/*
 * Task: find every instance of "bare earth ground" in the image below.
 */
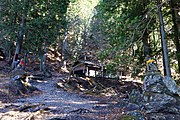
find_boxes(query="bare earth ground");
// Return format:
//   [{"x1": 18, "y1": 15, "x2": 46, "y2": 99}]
[
  {"x1": 0, "y1": 70, "x2": 126, "y2": 120},
  {"x1": 1, "y1": 61, "x2": 179, "y2": 120}
]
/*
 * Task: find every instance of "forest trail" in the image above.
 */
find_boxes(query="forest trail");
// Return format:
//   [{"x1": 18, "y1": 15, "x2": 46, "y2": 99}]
[{"x1": 0, "y1": 73, "x2": 120, "y2": 120}]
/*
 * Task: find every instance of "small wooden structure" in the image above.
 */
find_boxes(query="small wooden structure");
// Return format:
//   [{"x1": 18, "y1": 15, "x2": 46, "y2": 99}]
[
  {"x1": 71, "y1": 60, "x2": 128, "y2": 79},
  {"x1": 71, "y1": 60, "x2": 104, "y2": 77}
]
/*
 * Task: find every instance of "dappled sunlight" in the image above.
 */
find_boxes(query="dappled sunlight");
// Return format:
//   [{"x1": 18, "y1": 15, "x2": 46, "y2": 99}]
[
  {"x1": 0, "y1": 0, "x2": 179, "y2": 119},
  {"x1": 47, "y1": 51, "x2": 62, "y2": 62},
  {"x1": 68, "y1": 100, "x2": 98, "y2": 105},
  {"x1": 67, "y1": 0, "x2": 99, "y2": 22},
  {"x1": 61, "y1": 66, "x2": 69, "y2": 73},
  {"x1": 30, "y1": 95, "x2": 99, "y2": 107},
  {"x1": 36, "y1": 80, "x2": 48, "y2": 83},
  {"x1": 0, "y1": 111, "x2": 31, "y2": 120}
]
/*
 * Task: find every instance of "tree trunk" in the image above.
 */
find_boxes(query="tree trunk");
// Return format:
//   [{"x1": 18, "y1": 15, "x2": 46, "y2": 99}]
[
  {"x1": 62, "y1": 31, "x2": 68, "y2": 69},
  {"x1": 11, "y1": 15, "x2": 25, "y2": 69},
  {"x1": 142, "y1": 29, "x2": 151, "y2": 57},
  {"x1": 41, "y1": 43, "x2": 52, "y2": 78},
  {"x1": 142, "y1": 0, "x2": 151, "y2": 57},
  {"x1": 39, "y1": 42, "x2": 46, "y2": 71},
  {"x1": 157, "y1": 0, "x2": 171, "y2": 77},
  {"x1": 11, "y1": 0, "x2": 29, "y2": 69},
  {"x1": 42, "y1": 42, "x2": 47, "y2": 71},
  {"x1": 170, "y1": 0, "x2": 180, "y2": 73}
]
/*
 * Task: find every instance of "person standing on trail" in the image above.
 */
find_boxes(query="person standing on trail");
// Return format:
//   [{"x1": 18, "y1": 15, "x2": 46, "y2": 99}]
[
  {"x1": 18, "y1": 58, "x2": 25, "y2": 69},
  {"x1": 14, "y1": 55, "x2": 20, "y2": 68},
  {"x1": 15, "y1": 57, "x2": 25, "y2": 70}
]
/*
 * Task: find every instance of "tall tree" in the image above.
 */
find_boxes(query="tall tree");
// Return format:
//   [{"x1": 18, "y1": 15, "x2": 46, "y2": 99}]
[
  {"x1": 12, "y1": 0, "x2": 29, "y2": 68},
  {"x1": 91, "y1": 0, "x2": 157, "y2": 74},
  {"x1": 141, "y1": 0, "x2": 151, "y2": 57},
  {"x1": 170, "y1": 0, "x2": 180, "y2": 73},
  {"x1": 157, "y1": 0, "x2": 171, "y2": 77},
  {"x1": 0, "y1": 0, "x2": 70, "y2": 69}
]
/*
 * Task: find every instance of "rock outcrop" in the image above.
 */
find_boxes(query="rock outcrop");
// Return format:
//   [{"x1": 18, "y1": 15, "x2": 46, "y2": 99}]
[
  {"x1": 126, "y1": 74, "x2": 180, "y2": 119},
  {"x1": 143, "y1": 74, "x2": 180, "y2": 113},
  {"x1": 6, "y1": 69, "x2": 40, "y2": 96}
]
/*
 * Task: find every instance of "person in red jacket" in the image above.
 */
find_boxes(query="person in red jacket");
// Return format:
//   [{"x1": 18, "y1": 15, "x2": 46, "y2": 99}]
[{"x1": 17, "y1": 58, "x2": 25, "y2": 69}]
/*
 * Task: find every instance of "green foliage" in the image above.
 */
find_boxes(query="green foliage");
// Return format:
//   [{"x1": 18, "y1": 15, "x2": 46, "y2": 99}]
[
  {"x1": 64, "y1": 0, "x2": 100, "y2": 59},
  {"x1": 0, "y1": 0, "x2": 69, "y2": 54},
  {"x1": 91, "y1": 0, "x2": 180, "y2": 77},
  {"x1": 1, "y1": 0, "x2": 179, "y2": 77},
  {"x1": 92, "y1": 0, "x2": 143, "y2": 73}
]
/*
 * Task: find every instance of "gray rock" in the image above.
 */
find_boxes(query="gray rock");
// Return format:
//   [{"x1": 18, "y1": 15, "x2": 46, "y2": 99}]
[
  {"x1": 6, "y1": 77, "x2": 40, "y2": 96},
  {"x1": 143, "y1": 75, "x2": 168, "y2": 93},
  {"x1": 142, "y1": 74, "x2": 180, "y2": 113},
  {"x1": 147, "y1": 113, "x2": 180, "y2": 120},
  {"x1": 127, "y1": 111, "x2": 145, "y2": 120},
  {"x1": 163, "y1": 76, "x2": 180, "y2": 95},
  {"x1": 144, "y1": 92, "x2": 177, "y2": 112},
  {"x1": 143, "y1": 75, "x2": 180, "y2": 95},
  {"x1": 120, "y1": 110, "x2": 145, "y2": 120},
  {"x1": 145, "y1": 93, "x2": 177, "y2": 104},
  {"x1": 129, "y1": 89, "x2": 144, "y2": 104},
  {"x1": 124, "y1": 103, "x2": 140, "y2": 112}
]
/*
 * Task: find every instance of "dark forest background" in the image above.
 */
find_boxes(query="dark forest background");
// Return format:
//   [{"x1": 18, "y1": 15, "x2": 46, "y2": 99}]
[{"x1": 0, "y1": 0, "x2": 179, "y2": 81}]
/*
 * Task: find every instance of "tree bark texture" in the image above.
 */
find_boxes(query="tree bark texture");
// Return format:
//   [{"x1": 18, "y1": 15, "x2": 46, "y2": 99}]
[
  {"x1": 62, "y1": 31, "x2": 68, "y2": 69},
  {"x1": 142, "y1": 0, "x2": 151, "y2": 57},
  {"x1": 11, "y1": 0, "x2": 29, "y2": 69},
  {"x1": 142, "y1": 29, "x2": 151, "y2": 57},
  {"x1": 157, "y1": 0, "x2": 171, "y2": 77},
  {"x1": 170, "y1": 0, "x2": 180, "y2": 73},
  {"x1": 11, "y1": 15, "x2": 25, "y2": 69}
]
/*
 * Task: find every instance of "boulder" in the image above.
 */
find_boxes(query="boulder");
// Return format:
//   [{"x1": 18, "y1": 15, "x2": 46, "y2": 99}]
[
  {"x1": 6, "y1": 78, "x2": 39, "y2": 96},
  {"x1": 124, "y1": 103, "x2": 140, "y2": 112},
  {"x1": 6, "y1": 69, "x2": 40, "y2": 96},
  {"x1": 121, "y1": 74, "x2": 180, "y2": 119},
  {"x1": 142, "y1": 74, "x2": 180, "y2": 113},
  {"x1": 9, "y1": 69, "x2": 26, "y2": 78},
  {"x1": 143, "y1": 75, "x2": 169, "y2": 93},
  {"x1": 119, "y1": 110, "x2": 145, "y2": 120},
  {"x1": 143, "y1": 92, "x2": 178, "y2": 112},
  {"x1": 163, "y1": 76, "x2": 180, "y2": 95},
  {"x1": 143, "y1": 74, "x2": 180, "y2": 95},
  {"x1": 128, "y1": 89, "x2": 144, "y2": 105}
]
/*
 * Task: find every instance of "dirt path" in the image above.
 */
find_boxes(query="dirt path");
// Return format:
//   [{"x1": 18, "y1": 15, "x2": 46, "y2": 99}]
[{"x1": 0, "y1": 74, "x2": 121, "y2": 120}]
